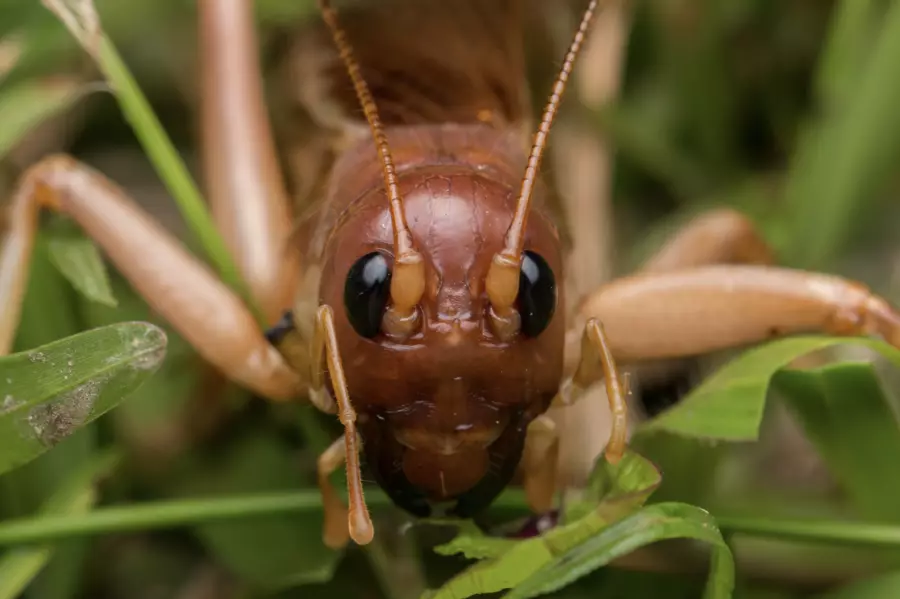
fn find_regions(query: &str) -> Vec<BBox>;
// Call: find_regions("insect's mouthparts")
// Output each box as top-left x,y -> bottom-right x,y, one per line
391,419 -> 508,455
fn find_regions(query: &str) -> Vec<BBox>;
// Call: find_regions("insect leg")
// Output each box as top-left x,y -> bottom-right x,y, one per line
198,0 -> 300,324
520,415 -> 560,513
314,304 -> 374,546
556,320 -> 629,464
573,266 -> 900,362
639,208 -> 775,273
2,155 -> 301,399
317,435 -> 351,549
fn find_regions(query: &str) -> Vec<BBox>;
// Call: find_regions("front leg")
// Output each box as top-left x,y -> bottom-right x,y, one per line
268,305 -> 373,547
556,320 -> 630,463
556,208 -> 776,486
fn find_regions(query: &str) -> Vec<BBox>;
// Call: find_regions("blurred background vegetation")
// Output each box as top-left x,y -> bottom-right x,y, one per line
2,0 -> 900,598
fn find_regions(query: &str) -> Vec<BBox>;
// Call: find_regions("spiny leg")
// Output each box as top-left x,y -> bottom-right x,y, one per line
573,265 -> 900,363
315,304 -> 373,546
521,415 -> 560,513
198,0 -> 300,324
2,155 -> 300,399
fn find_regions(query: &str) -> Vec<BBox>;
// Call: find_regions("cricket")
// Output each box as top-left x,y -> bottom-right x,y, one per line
5,0 -> 900,557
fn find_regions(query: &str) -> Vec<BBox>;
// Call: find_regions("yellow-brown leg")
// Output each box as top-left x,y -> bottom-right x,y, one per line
2,156 -> 300,399
521,415 -> 560,513
267,304 -> 371,547
575,266 -> 900,362
556,320 -> 629,463
313,305 -> 373,546
639,208 -> 775,274
555,208 -> 776,487
197,0 -> 300,324
317,435 -> 351,549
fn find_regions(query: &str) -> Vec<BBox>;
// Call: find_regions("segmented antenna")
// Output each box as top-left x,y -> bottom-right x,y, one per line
509,0 -> 599,257
486,0 -> 601,319
318,0 -> 424,320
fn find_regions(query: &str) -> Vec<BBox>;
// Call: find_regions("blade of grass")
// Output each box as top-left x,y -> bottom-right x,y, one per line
0,489 -> 532,547
0,450 -> 119,599
815,0 -> 881,110
780,1 -> 900,268
2,490 -> 900,552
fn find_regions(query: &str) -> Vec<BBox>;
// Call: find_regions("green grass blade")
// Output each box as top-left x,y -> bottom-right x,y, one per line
775,362 -> 900,522
815,0 -> 880,110
0,450 -> 118,599
780,1 -> 900,268
93,37 -> 253,308
816,571 -> 900,599
505,503 -> 734,599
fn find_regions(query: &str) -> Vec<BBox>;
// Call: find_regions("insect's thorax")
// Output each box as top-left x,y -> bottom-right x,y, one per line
307,123 -> 565,514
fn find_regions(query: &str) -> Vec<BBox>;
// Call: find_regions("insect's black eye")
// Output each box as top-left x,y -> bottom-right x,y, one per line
518,250 -> 556,337
344,252 -> 392,338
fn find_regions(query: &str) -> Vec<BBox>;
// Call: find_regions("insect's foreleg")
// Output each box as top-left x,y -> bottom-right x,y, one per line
317,435 -> 351,549
316,304 -> 374,546
520,415 -> 559,513
269,304 -> 373,547
3,156 -> 300,399
556,320 -> 629,464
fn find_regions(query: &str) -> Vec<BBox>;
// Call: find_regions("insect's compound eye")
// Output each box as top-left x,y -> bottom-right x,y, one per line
344,252 -> 392,338
518,250 -> 556,337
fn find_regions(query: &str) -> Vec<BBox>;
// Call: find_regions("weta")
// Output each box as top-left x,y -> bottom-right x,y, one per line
5,0 -> 900,550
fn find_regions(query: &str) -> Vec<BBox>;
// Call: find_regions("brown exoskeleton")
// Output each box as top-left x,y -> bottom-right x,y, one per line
5,0 -> 900,549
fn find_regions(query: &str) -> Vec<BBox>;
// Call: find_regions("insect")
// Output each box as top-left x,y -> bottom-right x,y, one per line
6,0 -> 900,550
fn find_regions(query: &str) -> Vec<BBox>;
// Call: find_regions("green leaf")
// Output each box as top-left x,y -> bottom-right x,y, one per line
0,450 -> 119,599
428,503 -> 733,599
432,526 -> 519,561
429,450 -> 670,599
637,336 -> 900,441
0,322 -> 167,474
562,449 -> 662,524
816,571 -> 900,599
508,503 -> 733,599
0,76 -> 83,159
4,231 -> 94,599
775,362 -> 900,522
175,433 -> 341,591
47,224 -> 117,308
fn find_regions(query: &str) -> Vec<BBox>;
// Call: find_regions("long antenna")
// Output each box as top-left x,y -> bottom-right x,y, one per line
486,0 -> 600,323
317,0 -> 424,323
